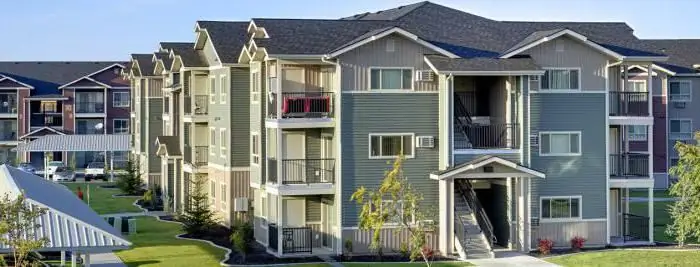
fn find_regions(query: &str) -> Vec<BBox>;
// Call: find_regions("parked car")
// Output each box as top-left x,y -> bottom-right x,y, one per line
85,162 -> 107,181
46,161 -> 65,178
17,162 -> 37,174
51,167 -> 75,182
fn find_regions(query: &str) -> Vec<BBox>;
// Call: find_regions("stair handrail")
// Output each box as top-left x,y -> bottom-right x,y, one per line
457,180 -> 497,248
453,93 -> 474,148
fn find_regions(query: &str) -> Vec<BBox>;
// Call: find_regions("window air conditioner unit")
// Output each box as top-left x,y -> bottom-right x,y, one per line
674,102 -> 686,109
234,197 -> 249,212
416,136 -> 435,148
416,70 -> 434,82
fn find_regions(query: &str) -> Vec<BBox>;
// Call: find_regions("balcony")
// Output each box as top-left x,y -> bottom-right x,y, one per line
0,123 -> 17,142
184,95 -> 208,122
193,146 -> 208,166
609,92 -> 649,117
267,158 -> 335,195
267,224 -> 313,254
75,101 -> 105,115
609,153 -> 653,188
454,123 -> 520,150
30,114 -> 63,129
266,92 -> 334,128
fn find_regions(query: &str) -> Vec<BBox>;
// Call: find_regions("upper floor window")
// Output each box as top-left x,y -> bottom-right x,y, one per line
220,75 -> 227,104
541,69 -> 580,90
369,68 -> 412,90
626,80 -> 647,92
113,119 -> 129,134
251,133 -> 260,165
209,180 -> 216,206
113,92 -> 130,107
670,80 -> 691,102
251,71 -> 260,103
670,119 -> 693,140
627,125 -> 647,141
369,133 -> 414,159
209,77 -> 217,104
539,131 -> 581,156
541,196 -> 581,220
209,127 -> 217,155
75,92 -> 105,113
220,128 -> 227,157
220,182 -> 227,211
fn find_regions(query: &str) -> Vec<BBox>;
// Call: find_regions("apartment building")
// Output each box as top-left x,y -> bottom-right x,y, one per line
127,1 -> 674,260
0,62 -> 130,168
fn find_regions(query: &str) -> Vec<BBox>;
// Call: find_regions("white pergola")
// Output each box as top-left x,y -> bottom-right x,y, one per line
14,134 -> 130,181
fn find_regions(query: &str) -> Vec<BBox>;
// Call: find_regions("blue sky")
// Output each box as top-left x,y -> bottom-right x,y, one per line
1,0 -> 698,61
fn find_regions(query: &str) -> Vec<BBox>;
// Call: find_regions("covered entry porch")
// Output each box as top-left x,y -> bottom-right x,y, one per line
431,156 -> 545,259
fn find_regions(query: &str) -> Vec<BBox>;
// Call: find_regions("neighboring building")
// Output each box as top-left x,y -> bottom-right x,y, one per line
0,61 -> 130,168
127,1 -> 673,260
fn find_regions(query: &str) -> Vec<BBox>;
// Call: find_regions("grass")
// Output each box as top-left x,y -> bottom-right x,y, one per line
115,216 -> 227,267
343,262 -> 473,267
61,182 -> 142,214
546,250 -> 700,266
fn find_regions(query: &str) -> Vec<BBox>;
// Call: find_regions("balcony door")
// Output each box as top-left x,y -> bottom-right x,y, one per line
282,67 -> 305,93
283,132 -> 305,183
321,135 -> 333,183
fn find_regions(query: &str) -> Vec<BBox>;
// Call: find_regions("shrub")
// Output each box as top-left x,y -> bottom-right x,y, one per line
230,220 -> 254,263
537,238 -> 554,255
180,174 -> 216,236
344,239 -> 354,260
570,236 -> 586,251
143,189 -> 153,207
398,242 -> 410,258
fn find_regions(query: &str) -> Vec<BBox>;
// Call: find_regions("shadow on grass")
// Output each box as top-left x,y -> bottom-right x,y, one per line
123,260 -> 161,267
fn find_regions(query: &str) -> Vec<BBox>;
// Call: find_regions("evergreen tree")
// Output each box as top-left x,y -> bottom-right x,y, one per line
180,173 -> 217,235
116,157 -> 144,195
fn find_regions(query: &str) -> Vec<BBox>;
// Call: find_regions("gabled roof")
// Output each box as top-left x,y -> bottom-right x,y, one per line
340,1 -> 429,20
642,39 -> 700,74
424,55 -> 543,75
0,165 -> 130,252
196,21 -> 249,64
155,136 -> 181,157
131,54 -> 156,77
59,63 -> 126,89
0,62 -> 124,96
329,27 -> 458,58
166,42 -> 208,68
19,127 -> 66,140
0,75 -> 34,89
430,155 -> 545,180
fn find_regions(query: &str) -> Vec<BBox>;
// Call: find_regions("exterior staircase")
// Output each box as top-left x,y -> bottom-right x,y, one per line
454,179 -> 495,259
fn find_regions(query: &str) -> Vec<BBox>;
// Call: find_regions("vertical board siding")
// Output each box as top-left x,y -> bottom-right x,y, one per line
524,36 -> 609,91
339,34 -> 438,91
529,93 -> 607,219
231,67 -> 251,167
148,79 -> 164,97
533,220 -> 606,247
342,228 -> 438,254
341,94 -> 439,226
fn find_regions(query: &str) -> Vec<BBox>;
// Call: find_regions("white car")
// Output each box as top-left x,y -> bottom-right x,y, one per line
85,162 -> 107,181
51,167 -> 75,182
46,161 -> 65,177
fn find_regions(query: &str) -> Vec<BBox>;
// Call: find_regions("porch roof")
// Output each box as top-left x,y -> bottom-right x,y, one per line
424,55 -> 545,76
430,155 -> 545,180
155,136 -> 181,157
14,134 -> 129,152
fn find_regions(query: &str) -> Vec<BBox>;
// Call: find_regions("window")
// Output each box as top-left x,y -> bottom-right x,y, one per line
210,127 -> 216,154
670,81 -> 691,102
209,180 -> 216,206
220,75 -> 227,104
251,133 -> 260,165
251,71 -> 260,103
113,92 -> 130,107
261,194 -> 268,228
539,132 -> 581,156
220,129 -> 227,157
670,119 -> 693,140
220,182 -> 227,211
626,80 -> 647,92
369,133 -> 414,159
372,200 -> 415,225
541,196 -> 581,220
541,69 -> 580,90
209,77 -> 217,104
627,125 -> 647,141
369,68 -> 412,90
113,119 -> 129,134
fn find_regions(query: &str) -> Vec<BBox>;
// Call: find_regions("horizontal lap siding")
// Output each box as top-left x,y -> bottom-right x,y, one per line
341,94 -> 439,227
231,67 -> 250,167
530,93 -> 607,219
147,99 -> 163,172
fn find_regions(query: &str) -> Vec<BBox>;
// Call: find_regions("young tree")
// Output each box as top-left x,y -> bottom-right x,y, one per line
351,154 -> 436,265
230,219 -> 254,263
180,173 -> 217,236
116,156 -> 144,196
0,194 -> 49,267
667,132 -> 700,246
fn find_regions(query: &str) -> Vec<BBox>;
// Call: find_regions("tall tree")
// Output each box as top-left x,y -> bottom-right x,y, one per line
180,173 -> 217,236
667,132 -> 700,246
351,154 -> 436,265
116,156 -> 144,196
0,194 -> 48,267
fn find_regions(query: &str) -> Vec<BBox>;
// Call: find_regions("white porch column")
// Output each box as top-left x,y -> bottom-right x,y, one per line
277,195 -> 283,256
518,178 -> 530,252
70,252 -> 77,267
84,253 -> 91,267
648,187 -> 654,242
647,63 -> 654,186
60,251 -> 66,266
438,179 -> 453,254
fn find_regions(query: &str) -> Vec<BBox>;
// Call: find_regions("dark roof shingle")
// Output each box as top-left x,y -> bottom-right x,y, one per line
642,39 -> 700,73
196,21 -> 249,64
0,62 -> 125,95
425,55 -> 542,72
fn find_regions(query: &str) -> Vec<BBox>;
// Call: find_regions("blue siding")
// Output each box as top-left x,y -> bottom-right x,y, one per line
454,153 -> 522,165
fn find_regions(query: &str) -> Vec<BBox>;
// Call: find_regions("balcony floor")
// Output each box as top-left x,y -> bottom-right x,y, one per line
609,115 -> 653,126
266,118 -> 335,129
609,177 -> 654,188
265,182 -> 334,196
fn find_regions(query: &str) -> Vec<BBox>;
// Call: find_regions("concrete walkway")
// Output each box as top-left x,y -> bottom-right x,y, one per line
101,211 -> 167,218
468,251 -> 561,267
87,252 -> 127,267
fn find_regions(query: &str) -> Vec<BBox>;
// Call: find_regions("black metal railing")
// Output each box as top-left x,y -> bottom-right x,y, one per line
268,224 -> 278,252
0,94 -> 18,114
75,101 -> 105,113
194,146 -> 208,166
455,123 -> 520,149
267,159 -> 335,185
183,145 -> 192,163
609,92 -> 649,116
30,114 -> 63,128
194,95 -> 208,115
0,130 -> 16,141
456,180 -> 496,249
623,213 -> 649,242
184,96 -> 191,115
281,226 -> 313,254
610,153 -> 649,177
268,92 -> 333,119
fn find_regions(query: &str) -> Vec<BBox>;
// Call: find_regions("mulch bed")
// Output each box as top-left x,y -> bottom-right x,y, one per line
97,184 -> 119,189
333,254 -> 454,263
135,199 -> 164,212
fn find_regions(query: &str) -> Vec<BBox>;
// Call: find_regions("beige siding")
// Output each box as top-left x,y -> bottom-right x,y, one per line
339,34 -> 438,91
148,79 -> 164,97
532,220 -> 607,248
202,35 -> 220,66
209,167 -> 251,227
524,36 -> 611,91
342,228 -> 439,254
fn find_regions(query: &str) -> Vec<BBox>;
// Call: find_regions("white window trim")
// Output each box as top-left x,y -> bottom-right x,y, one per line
251,132 -> 260,166
539,131 -> 582,156
112,91 -> 130,107
209,180 -> 216,207
220,128 -> 227,158
209,76 -> 217,104
540,67 -> 582,91
209,127 -> 216,155
626,80 -> 647,92
669,80 -> 692,102
368,133 -> 416,159
112,119 -> 129,135
670,119 -> 693,140
251,70 -> 260,104
627,125 -> 647,141
219,75 -> 227,104
260,194 -> 268,229
220,181 -> 227,212
368,67 -> 414,91
539,195 -> 583,222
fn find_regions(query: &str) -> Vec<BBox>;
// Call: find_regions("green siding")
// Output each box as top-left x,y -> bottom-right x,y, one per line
306,196 -> 322,222
529,93 -> 607,219
147,99 -> 163,172
230,67 -> 250,167
341,93 -> 439,226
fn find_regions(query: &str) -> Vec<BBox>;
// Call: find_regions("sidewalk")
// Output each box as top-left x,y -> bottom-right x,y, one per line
469,251 -> 561,267
88,252 -> 127,267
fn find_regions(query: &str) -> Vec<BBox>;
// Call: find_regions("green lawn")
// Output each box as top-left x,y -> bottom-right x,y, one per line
61,182 -> 142,214
628,190 -> 673,198
547,250 -> 700,266
115,216 -> 227,267
343,262 -> 472,267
